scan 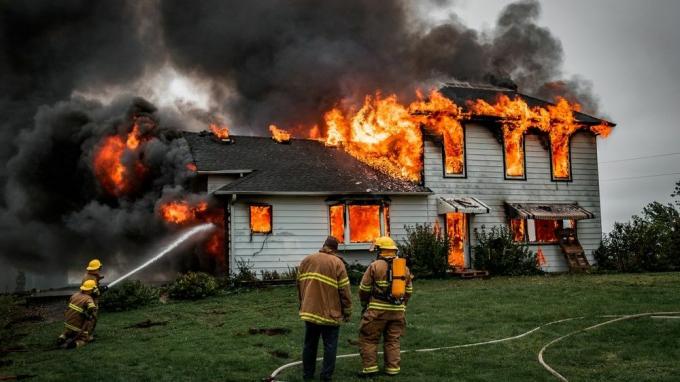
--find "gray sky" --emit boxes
[451,0,680,231]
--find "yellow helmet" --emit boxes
[374,236,398,250]
[80,279,97,291]
[86,259,102,271]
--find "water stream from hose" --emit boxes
[108,223,215,287]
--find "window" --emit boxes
[442,122,466,177]
[502,127,527,180]
[510,218,576,244]
[549,135,573,181]
[328,202,390,244]
[249,204,272,234]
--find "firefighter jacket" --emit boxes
[297,251,352,325]
[359,257,413,313]
[64,292,97,333]
[82,272,103,297]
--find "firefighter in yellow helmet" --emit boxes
[358,236,413,377]
[56,280,98,349]
[81,259,106,340]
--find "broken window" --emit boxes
[249,204,272,234]
[510,218,576,244]
[328,202,390,244]
[503,129,526,179]
[446,212,466,267]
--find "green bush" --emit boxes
[232,259,258,283]
[472,225,542,276]
[99,280,160,312]
[594,198,680,272]
[347,262,368,285]
[397,223,449,277]
[167,272,219,300]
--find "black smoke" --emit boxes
[0,0,601,281]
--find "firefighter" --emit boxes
[56,279,98,349]
[82,259,106,340]
[297,236,352,381]
[358,236,413,377]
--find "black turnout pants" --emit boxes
[302,321,340,380]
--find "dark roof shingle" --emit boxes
[183,133,431,195]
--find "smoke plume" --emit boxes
[0,0,601,282]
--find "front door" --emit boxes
[446,212,467,268]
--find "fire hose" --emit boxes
[267,311,680,381]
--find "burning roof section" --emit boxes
[183,132,431,195]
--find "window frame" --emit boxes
[509,218,577,245]
[441,122,467,179]
[248,203,273,234]
[501,131,528,181]
[548,136,574,182]
[328,200,390,244]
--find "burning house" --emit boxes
[183,83,614,274]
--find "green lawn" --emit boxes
[2,273,680,381]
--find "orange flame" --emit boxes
[159,199,224,260]
[324,93,423,182]
[250,205,272,233]
[209,123,230,139]
[348,205,381,243]
[590,122,613,138]
[269,125,292,143]
[446,212,466,268]
[329,204,345,243]
[93,122,147,196]
[410,90,466,175]
[510,219,526,242]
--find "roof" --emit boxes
[505,202,595,220]
[183,132,431,195]
[439,83,614,126]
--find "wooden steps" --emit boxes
[558,228,590,272]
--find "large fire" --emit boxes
[159,199,225,260]
[93,121,148,196]
[315,89,610,183]
[324,93,423,182]
[329,204,345,243]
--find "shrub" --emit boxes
[347,262,368,285]
[472,225,542,276]
[397,223,449,277]
[167,272,219,300]
[280,266,298,280]
[99,280,160,312]
[232,259,258,283]
[260,270,280,281]
[594,200,680,272]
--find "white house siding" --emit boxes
[423,123,602,272]
[228,195,430,275]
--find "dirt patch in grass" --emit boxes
[248,327,290,336]
[124,320,169,329]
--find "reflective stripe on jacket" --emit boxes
[359,258,413,313]
[64,292,97,332]
[297,251,352,326]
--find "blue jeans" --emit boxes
[303,322,339,380]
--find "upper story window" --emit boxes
[502,128,527,180]
[549,134,573,181]
[442,123,466,178]
[509,218,576,244]
[329,201,390,244]
[249,204,272,234]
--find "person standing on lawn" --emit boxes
[358,236,413,377]
[297,236,352,381]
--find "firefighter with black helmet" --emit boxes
[358,236,413,377]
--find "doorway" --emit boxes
[446,212,467,268]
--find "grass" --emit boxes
[2,273,680,381]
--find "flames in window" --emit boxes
[250,205,272,233]
[349,205,381,243]
[329,204,345,243]
[510,219,526,242]
[510,218,575,244]
[446,212,466,268]
[158,199,225,261]
[534,219,560,243]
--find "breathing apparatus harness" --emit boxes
[372,248,407,305]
